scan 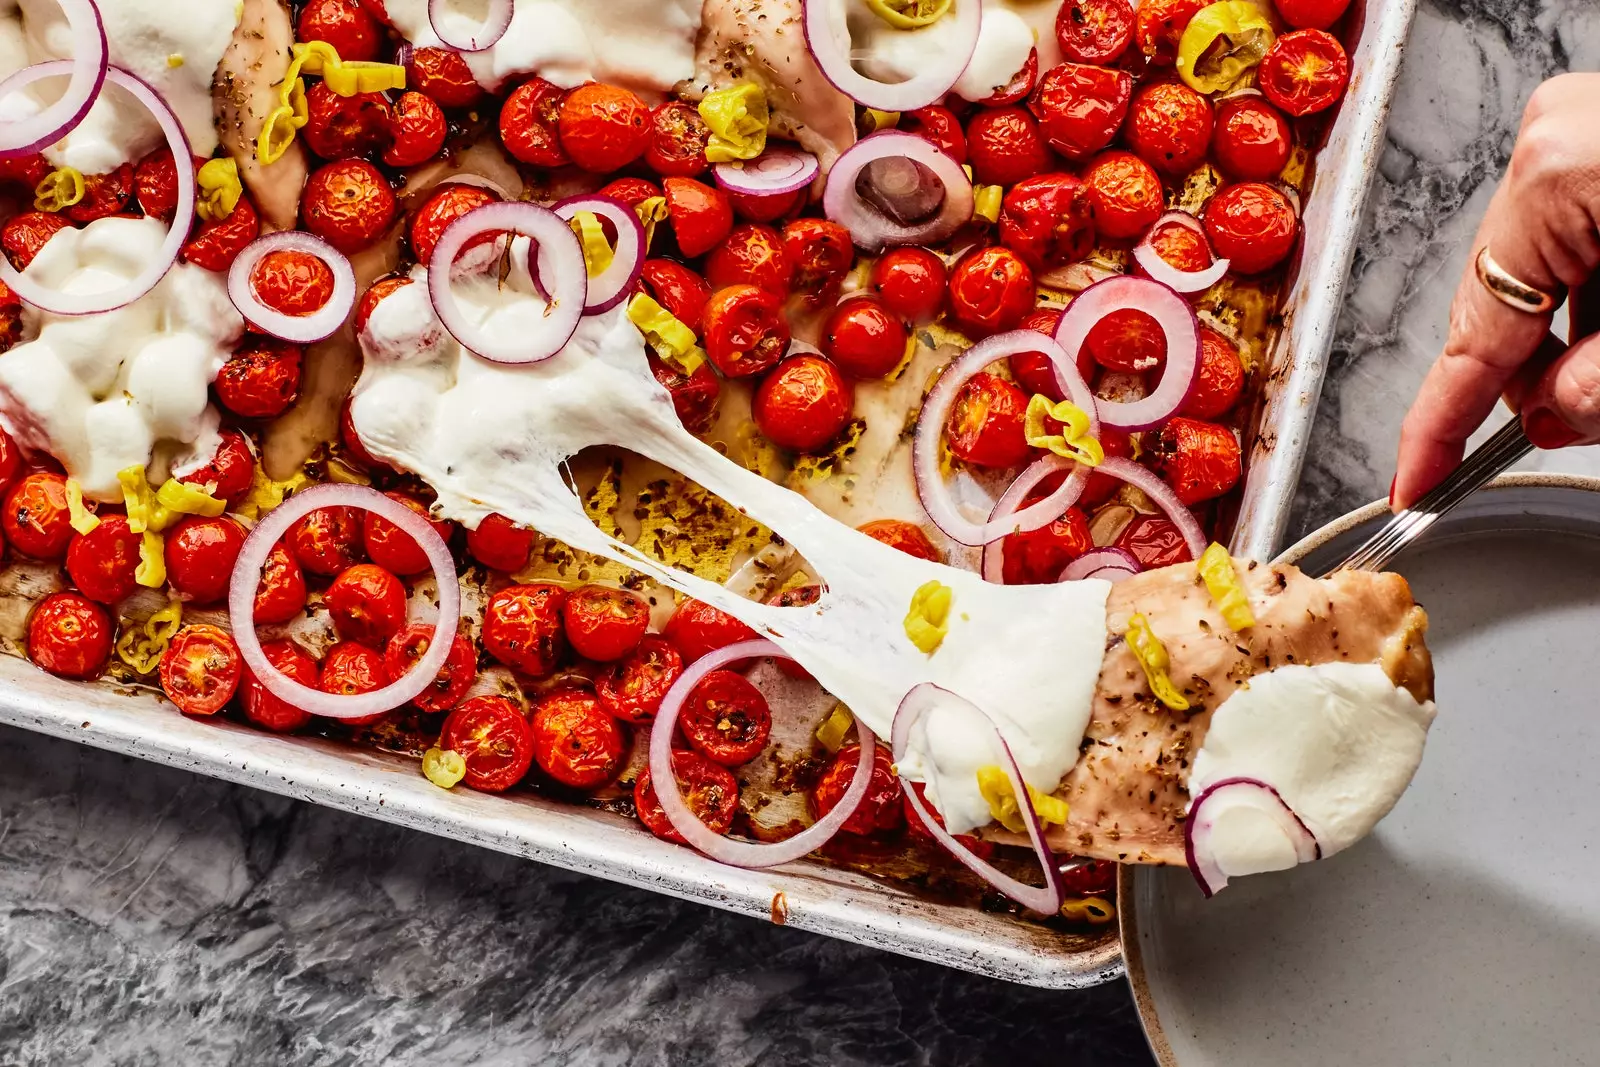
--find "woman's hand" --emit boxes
[1393,73,1600,509]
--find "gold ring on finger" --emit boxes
[1474,245,1558,315]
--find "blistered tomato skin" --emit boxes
[901,105,967,163]
[302,84,393,161]
[303,160,397,255]
[979,46,1039,107]
[326,563,407,645]
[650,355,721,434]
[947,246,1035,337]
[639,259,712,333]
[1203,182,1299,274]
[1083,150,1165,240]
[1055,0,1136,64]
[870,246,946,323]
[216,338,304,420]
[1212,96,1292,181]
[1085,308,1167,372]
[254,540,308,625]
[242,640,317,733]
[159,624,242,717]
[596,635,684,723]
[1117,514,1195,567]
[663,598,757,663]
[705,223,792,294]
[1135,0,1206,64]
[559,84,652,173]
[65,515,141,605]
[680,669,773,766]
[822,297,907,379]
[1126,82,1215,175]
[318,640,392,726]
[598,176,661,210]
[782,218,854,300]
[998,172,1095,269]
[1145,220,1214,275]
[946,371,1031,469]
[383,91,448,168]
[635,750,740,844]
[3,471,72,560]
[362,492,452,577]
[385,624,477,714]
[1274,0,1353,29]
[965,106,1055,187]
[1029,63,1133,160]
[754,354,855,453]
[562,584,651,662]
[499,78,570,167]
[1259,29,1351,117]
[28,592,111,679]
[1183,325,1246,419]
[531,689,627,789]
[443,695,537,792]
[250,249,335,318]
[703,283,790,378]
[1147,416,1243,504]
[858,519,943,563]
[467,512,535,572]
[134,147,182,219]
[727,187,801,224]
[406,47,481,108]
[66,163,133,224]
[663,177,733,259]
[290,506,367,576]
[1001,478,1094,584]
[765,583,821,680]
[409,183,498,266]
[645,100,711,177]
[297,0,379,61]
[182,194,259,271]
[812,743,904,835]
[2,211,70,270]
[165,516,247,606]
[1010,306,1090,402]
[179,428,255,505]
[483,583,569,676]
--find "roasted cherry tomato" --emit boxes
[1081,424,1134,506]
[870,246,946,323]
[241,640,317,733]
[645,100,711,177]
[159,624,242,717]
[326,563,407,645]
[1146,416,1242,504]
[319,640,391,726]
[947,246,1034,337]
[0,282,20,353]
[998,172,1095,270]
[597,176,661,210]
[289,505,366,576]
[405,46,481,108]
[483,583,568,676]
[65,514,140,605]
[705,223,791,294]
[0,152,49,192]
[409,182,498,265]
[1086,308,1166,372]
[754,353,854,452]
[384,623,476,713]
[355,274,411,334]
[1143,218,1214,275]
[563,584,651,662]
[822,296,907,379]
[1126,81,1214,175]
[1183,325,1246,419]
[559,83,651,172]
[216,337,304,419]
[1202,181,1298,274]
[250,247,336,317]
[726,187,802,224]
[165,516,246,605]
[1274,0,1351,29]
[680,669,772,766]
[1212,95,1292,181]
[182,194,260,271]
[978,47,1039,107]
[466,512,534,572]
[782,218,853,300]
[858,518,942,562]
[946,370,1030,468]
[1136,0,1206,64]
[178,428,255,505]
[663,176,732,258]
[1000,480,1094,585]
[1056,0,1135,63]
[66,162,133,224]
[1259,29,1350,116]
[1083,150,1165,240]
[638,258,712,333]
[765,583,821,680]
[442,695,537,792]
[1117,513,1194,567]
[1029,63,1133,160]
[901,104,967,163]
[3,471,72,559]
[302,83,393,161]
[650,354,721,434]
[965,106,1054,187]
[702,283,789,377]
[499,77,569,167]
[635,750,739,844]
[531,689,627,789]
[302,160,396,255]
[254,540,308,625]
[27,591,110,679]
[663,598,757,663]
[382,91,448,168]
[1010,306,1094,402]
[902,780,996,857]
[1,210,69,270]
[297,0,379,61]
[362,491,453,577]
[596,635,684,723]
[134,147,183,219]
[812,742,903,835]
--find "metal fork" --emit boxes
[1321,417,1534,575]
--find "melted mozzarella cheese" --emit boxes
[0,216,244,499]
[855,0,1047,103]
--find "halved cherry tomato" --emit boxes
[947,246,1034,337]
[241,640,316,732]
[1258,29,1350,116]
[635,750,739,844]
[901,105,967,163]
[998,172,1095,270]
[663,597,756,663]
[499,77,569,167]
[1135,0,1206,64]
[1126,81,1214,175]
[663,176,732,258]
[182,194,259,271]
[159,624,242,717]
[250,248,335,317]
[27,592,110,679]
[134,146,183,219]
[1144,219,1213,275]
[1274,0,1351,29]
[822,296,907,379]
[1212,95,1292,181]
[870,246,947,323]
[65,514,140,605]
[531,689,627,789]
[483,582,568,676]
[702,283,789,377]
[946,370,1031,468]
[66,163,133,224]
[765,583,821,680]
[638,258,712,334]
[165,516,247,605]
[782,218,853,301]
[1056,0,1135,63]
[1082,425,1134,506]
[303,160,396,255]
[1083,150,1164,240]
[302,84,393,161]
[384,623,477,713]
[559,83,651,172]
[1010,306,1093,402]
[726,187,802,223]
[680,668,772,766]
[297,0,379,61]
[443,695,537,792]
[1202,181,1298,274]
[650,354,721,434]
[645,100,711,177]
[254,540,308,625]
[999,478,1094,584]
[289,505,366,576]
[858,519,942,562]
[902,779,996,857]
[563,584,650,662]
[1117,513,1195,567]
[410,182,499,266]
[753,353,854,452]
[326,563,407,645]
[596,635,684,723]
[178,428,255,506]
[216,337,304,419]
[1146,416,1242,504]
[1029,63,1133,160]
[362,491,453,576]
[1,210,69,270]
[4,471,72,559]
[705,223,791,294]
[966,106,1054,186]
[812,742,903,835]
[318,640,391,726]
[1183,325,1246,418]
[1086,308,1166,372]
[405,47,481,108]
[383,91,447,168]
[466,512,534,572]
[979,46,1039,107]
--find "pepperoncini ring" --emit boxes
[33,166,84,212]
[1176,1,1277,94]
[118,465,173,534]
[972,184,1003,224]
[815,704,855,753]
[570,210,616,278]
[1060,896,1116,924]
[904,579,952,654]
[423,747,467,789]
[156,478,226,518]
[865,0,954,29]
[698,83,769,163]
[195,157,242,222]
[135,531,167,588]
[65,479,99,534]
[1125,612,1190,711]
[115,600,183,674]
[975,765,1071,833]
[628,292,705,374]
[1197,542,1256,630]
[634,195,670,250]
[238,467,308,522]
[1025,394,1105,466]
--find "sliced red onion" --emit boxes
[552,194,645,315]
[227,484,461,721]
[427,201,586,364]
[1185,777,1320,898]
[913,331,1097,547]
[1093,456,1206,560]
[823,132,973,252]
[803,0,981,112]
[1053,275,1201,432]
[978,455,1083,582]
[0,0,107,159]
[428,0,512,51]
[647,639,877,867]
[1132,211,1230,294]
[1059,547,1141,582]
[0,65,191,315]
[226,230,356,343]
[892,683,1067,914]
[713,146,820,196]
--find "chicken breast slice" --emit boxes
[213,0,307,232]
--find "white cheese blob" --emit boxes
[1189,662,1437,873]
[350,256,1110,835]
[384,0,702,93]
[855,0,1044,103]
[0,216,244,499]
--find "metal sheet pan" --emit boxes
[0,0,1417,990]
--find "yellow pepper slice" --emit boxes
[860,108,901,133]
[1176,1,1277,94]
[973,184,1003,224]
[975,765,1070,833]
[237,467,308,522]
[135,531,167,588]
[33,166,83,212]
[114,600,183,674]
[423,746,466,789]
[1060,896,1116,924]
[65,479,99,534]
[1197,542,1256,631]
[628,292,706,375]
[155,478,226,518]
[570,210,615,278]
[698,83,768,163]
[195,158,242,222]
[865,0,953,28]
[815,704,855,754]
[1025,394,1105,466]
[904,579,952,654]
[118,465,173,534]
[635,194,670,249]
[1125,612,1190,711]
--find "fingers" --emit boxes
[1513,330,1600,448]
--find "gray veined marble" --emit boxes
[3,0,1597,1063]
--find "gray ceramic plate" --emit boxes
[1121,473,1600,1066]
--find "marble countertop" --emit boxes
[4,2,1595,1063]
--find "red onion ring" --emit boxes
[1053,275,1201,432]
[913,331,1097,547]
[1093,456,1206,560]
[803,0,981,112]
[1185,776,1320,898]
[892,683,1067,914]
[0,0,107,159]
[226,484,461,721]
[647,638,877,867]
[823,132,973,252]
[427,201,586,365]
[713,146,820,197]
[226,230,356,343]
[977,455,1081,582]
[1132,211,1230,294]
[0,65,191,316]
[1059,547,1141,582]
[552,193,645,315]
[428,0,512,51]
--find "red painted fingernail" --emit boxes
[1388,474,1397,508]
[1522,406,1585,450]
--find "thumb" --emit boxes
[1508,329,1600,448]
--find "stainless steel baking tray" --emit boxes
[0,0,1417,990]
